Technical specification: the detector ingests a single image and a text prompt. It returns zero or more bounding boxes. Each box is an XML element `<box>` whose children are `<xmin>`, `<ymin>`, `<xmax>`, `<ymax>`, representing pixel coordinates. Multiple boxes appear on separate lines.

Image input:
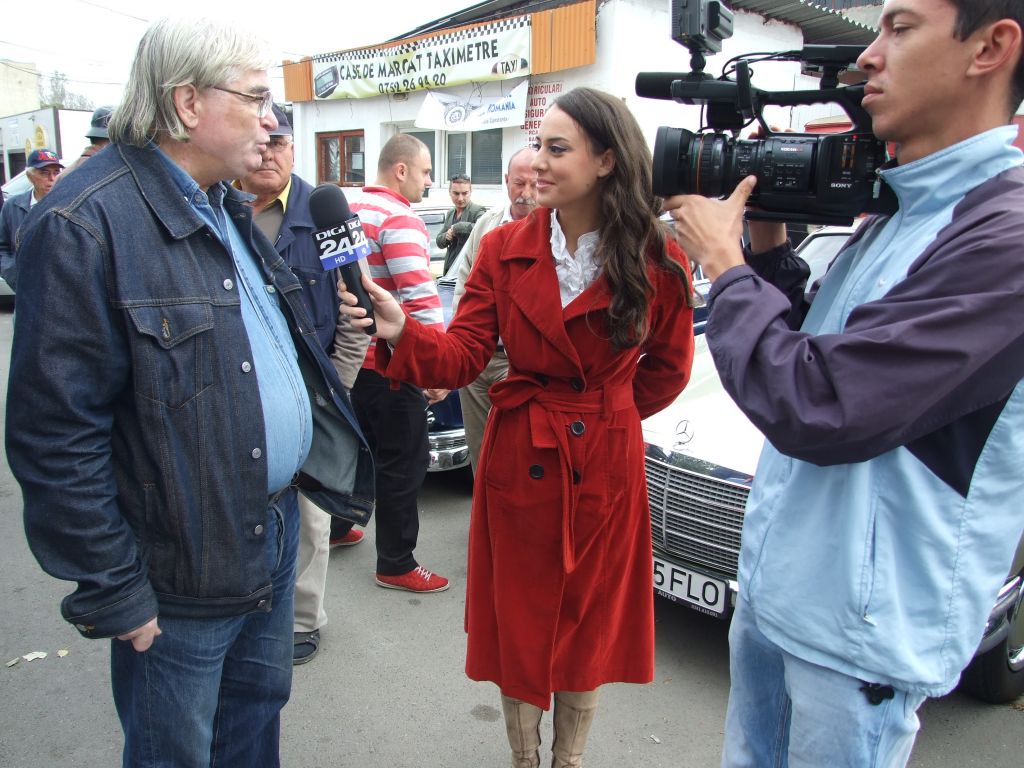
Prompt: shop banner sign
<box><xmin>415</xmin><ymin>80</ymin><xmax>529</xmax><ymax>131</ymax></box>
<box><xmin>523</xmin><ymin>81</ymin><xmax>566</xmax><ymax>143</ymax></box>
<box><xmin>312</xmin><ymin>16</ymin><xmax>531</xmax><ymax>101</ymax></box>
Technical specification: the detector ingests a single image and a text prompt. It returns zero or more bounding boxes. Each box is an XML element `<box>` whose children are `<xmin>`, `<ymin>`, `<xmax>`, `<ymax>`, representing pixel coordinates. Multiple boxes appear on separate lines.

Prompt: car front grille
<box><xmin>429</xmin><ymin>430</ymin><xmax>466</xmax><ymax>451</ymax></box>
<box><xmin>645</xmin><ymin>454</ymin><xmax>749</xmax><ymax>578</ymax></box>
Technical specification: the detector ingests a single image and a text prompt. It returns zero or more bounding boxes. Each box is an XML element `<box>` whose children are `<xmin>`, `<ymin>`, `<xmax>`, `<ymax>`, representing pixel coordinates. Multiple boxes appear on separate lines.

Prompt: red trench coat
<box><xmin>380</xmin><ymin>208</ymin><xmax>694</xmax><ymax>708</ymax></box>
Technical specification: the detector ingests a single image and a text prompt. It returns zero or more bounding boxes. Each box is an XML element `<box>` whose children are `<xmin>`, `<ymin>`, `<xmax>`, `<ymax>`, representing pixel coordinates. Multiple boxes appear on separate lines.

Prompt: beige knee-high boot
<box><xmin>550</xmin><ymin>690</ymin><xmax>600</xmax><ymax>768</ymax></box>
<box><xmin>501</xmin><ymin>694</ymin><xmax>544</xmax><ymax>768</ymax></box>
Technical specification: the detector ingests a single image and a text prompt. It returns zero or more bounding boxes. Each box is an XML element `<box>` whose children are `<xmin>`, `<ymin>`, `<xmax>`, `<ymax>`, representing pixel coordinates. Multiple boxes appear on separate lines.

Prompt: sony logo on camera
<box><xmin>314</xmin><ymin>217</ymin><xmax>372</xmax><ymax>270</ymax></box>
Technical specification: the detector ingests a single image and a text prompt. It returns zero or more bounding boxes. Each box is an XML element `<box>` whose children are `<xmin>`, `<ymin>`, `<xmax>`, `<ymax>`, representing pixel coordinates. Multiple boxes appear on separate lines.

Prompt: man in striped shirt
<box><xmin>339</xmin><ymin>133</ymin><xmax>451</xmax><ymax>593</ymax></box>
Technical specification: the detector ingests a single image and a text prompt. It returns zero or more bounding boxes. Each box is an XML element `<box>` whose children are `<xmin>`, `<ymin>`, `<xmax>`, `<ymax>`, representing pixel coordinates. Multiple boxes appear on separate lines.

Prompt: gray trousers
<box><xmin>460</xmin><ymin>348</ymin><xmax>509</xmax><ymax>474</ymax></box>
<box><xmin>293</xmin><ymin>494</ymin><xmax>331</xmax><ymax>633</ymax></box>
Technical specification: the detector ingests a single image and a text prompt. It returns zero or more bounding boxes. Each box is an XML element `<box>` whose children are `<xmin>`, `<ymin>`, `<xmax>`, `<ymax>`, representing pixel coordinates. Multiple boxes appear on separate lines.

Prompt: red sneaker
<box><xmin>375</xmin><ymin>566</ymin><xmax>450</xmax><ymax>593</ymax></box>
<box><xmin>329</xmin><ymin>528</ymin><xmax>364</xmax><ymax>548</ymax></box>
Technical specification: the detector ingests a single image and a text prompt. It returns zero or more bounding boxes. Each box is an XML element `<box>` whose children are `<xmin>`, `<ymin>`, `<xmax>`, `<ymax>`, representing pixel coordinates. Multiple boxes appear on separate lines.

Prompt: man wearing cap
<box><xmin>0</xmin><ymin>148</ymin><xmax>63</xmax><ymax>290</ymax></box>
<box><xmin>62</xmin><ymin>106</ymin><xmax>114</xmax><ymax>175</ymax></box>
<box><xmin>235</xmin><ymin>104</ymin><xmax>369</xmax><ymax>665</ymax></box>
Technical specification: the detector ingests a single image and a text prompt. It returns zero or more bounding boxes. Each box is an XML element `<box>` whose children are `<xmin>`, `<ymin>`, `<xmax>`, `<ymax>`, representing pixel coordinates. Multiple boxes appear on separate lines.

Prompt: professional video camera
<box><xmin>636</xmin><ymin>0</ymin><xmax>895</xmax><ymax>225</ymax></box>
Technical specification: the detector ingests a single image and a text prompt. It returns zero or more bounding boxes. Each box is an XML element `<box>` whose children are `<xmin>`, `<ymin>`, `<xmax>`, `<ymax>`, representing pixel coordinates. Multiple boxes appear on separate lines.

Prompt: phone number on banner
<box><xmin>379</xmin><ymin>73</ymin><xmax>449</xmax><ymax>95</ymax></box>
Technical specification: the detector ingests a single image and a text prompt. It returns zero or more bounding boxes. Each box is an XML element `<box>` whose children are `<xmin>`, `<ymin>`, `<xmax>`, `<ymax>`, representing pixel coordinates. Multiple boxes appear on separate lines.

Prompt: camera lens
<box><xmin>653</xmin><ymin>126</ymin><xmax>733</xmax><ymax>198</ymax></box>
<box><xmin>694</xmin><ymin>133</ymin><xmax>729</xmax><ymax>197</ymax></box>
<box><xmin>653</xmin><ymin>126</ymin><xmax>688</xmax><ymax>197</ymax></box>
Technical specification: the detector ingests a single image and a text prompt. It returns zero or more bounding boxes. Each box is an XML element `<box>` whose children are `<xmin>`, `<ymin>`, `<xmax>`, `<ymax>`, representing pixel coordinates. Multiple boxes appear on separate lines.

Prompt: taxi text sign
<box><xmin>312</xmin><ymin>17</ymin><xmax>532</xmax><ymax>100</ymax></box>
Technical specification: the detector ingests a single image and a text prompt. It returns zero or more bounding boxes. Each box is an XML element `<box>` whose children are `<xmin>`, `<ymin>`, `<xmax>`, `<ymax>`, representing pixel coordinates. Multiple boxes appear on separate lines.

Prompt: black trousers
<box><xmin>339</xmin><ymin>368</ymin><xmax>430</xmax><ymax>575</ymax></box>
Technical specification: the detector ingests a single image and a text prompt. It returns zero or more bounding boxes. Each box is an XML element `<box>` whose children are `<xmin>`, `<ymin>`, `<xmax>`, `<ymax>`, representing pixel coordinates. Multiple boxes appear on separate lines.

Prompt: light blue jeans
<box><xmin>722</xmin><ymin>598</ymin><xmax>926</xmax><ymax>768</ymax></box>
<box><xmin>111</xmin><ymin>491</ymin><xmax>299</xmax><ymax>768</ymax></box>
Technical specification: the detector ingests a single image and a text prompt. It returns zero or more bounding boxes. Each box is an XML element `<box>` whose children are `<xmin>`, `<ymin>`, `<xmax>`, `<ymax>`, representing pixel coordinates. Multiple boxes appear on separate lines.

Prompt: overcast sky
<box><xmin>0</xmin><ymin>0</ymin><xmax>475</xmax><ymax>107</ymax></box>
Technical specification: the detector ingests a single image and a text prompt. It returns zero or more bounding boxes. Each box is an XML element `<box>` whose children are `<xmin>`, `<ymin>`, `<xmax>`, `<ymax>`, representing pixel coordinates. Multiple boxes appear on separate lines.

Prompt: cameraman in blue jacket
<box><xmin>666</xmin><ymin>1</ymin><xmax>1024</xmax><ymax>766</ymax></box>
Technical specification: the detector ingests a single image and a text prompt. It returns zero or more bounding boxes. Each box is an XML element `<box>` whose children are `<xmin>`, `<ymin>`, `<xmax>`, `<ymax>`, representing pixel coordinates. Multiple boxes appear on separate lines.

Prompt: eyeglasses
<box><xmin>268</xmin><ymin>137</ymin><xmax>292</xmax><ymax>152</ymax></box>
<box><xmin>211</xmin><ymin>86</ymin><xmax>274</xmax><ymax>118</ymax></box>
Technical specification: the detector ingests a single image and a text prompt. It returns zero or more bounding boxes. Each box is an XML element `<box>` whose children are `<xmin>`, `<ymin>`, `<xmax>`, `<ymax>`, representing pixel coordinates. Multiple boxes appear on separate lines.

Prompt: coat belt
<box><xmin>490</xmin><ymin>376</ymin><xmax>635</xmax><ymax>573</ymax></box>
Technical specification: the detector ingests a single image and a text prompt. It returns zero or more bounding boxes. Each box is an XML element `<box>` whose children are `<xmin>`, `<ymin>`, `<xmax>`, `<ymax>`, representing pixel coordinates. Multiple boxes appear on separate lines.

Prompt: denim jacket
<box><xmin>5</xmin><ymin>144</ymin><xmax>375</xmax><ymax>639</ymax></box>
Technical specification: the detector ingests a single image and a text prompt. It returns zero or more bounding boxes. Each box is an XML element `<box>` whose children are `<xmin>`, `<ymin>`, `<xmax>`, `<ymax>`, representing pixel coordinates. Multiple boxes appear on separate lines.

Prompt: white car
<box><xmin>1</xmin><ymin>169</ymin><xmax>32</xmax><ymax>202</ymax></box>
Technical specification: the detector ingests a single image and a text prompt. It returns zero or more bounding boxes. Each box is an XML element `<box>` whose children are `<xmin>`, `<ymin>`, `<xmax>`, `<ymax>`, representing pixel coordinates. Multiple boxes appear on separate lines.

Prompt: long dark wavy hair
<box><xmin>552</xmin><ymin>87</ymin><xmax>690</xmax><ymax>349</ymax></box>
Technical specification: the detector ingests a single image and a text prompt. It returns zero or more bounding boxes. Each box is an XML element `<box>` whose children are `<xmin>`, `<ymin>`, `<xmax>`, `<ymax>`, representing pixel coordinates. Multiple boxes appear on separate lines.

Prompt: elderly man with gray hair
<box><xmin>6</xmin><ymin>17</ymin><xmax>373</xmax><ymax>767</ymax></box>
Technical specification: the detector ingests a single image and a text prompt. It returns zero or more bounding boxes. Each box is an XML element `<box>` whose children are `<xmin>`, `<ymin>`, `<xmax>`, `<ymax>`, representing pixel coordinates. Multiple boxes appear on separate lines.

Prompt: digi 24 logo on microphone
<box><xmin>314</xmin><ymin>218</ymin><xmax>371</xmax><ymax>270</ymax></box>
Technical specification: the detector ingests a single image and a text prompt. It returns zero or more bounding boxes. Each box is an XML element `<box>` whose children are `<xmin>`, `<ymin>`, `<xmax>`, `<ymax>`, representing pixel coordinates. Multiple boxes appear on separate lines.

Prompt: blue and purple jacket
<box><xmin>708</xmin><ymin>125</ymin><xmax>1024</xmax><ymax>697</ymax></box>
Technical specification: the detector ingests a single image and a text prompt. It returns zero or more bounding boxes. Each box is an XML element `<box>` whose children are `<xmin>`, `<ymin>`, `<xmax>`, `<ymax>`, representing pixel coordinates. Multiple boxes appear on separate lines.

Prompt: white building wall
<box><xmin>605</xmin><ymin>3</ymin><xmax>838</xmax><ymax>145</ymax></box>
<box><xmin>292</xmin><ymin>0</ymin><xmax>861</xmax><ymax>198</ymax></box>
<box><xmin>294</xmin><ymin>79</ymin><xmax>526</xmax><ymax>207</ymax></box>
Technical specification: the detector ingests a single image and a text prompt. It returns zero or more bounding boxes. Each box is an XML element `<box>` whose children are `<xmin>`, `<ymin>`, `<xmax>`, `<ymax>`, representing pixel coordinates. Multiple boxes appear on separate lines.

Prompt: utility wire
<box><xmin>0</xmin><ymin>60</ymin><xmax>124</xmax><ymax>87</ymax></box>
<box><xmin>76</xmin><ymin>0</ymin><xmax>150</xmax><ymax>23</ymax></box>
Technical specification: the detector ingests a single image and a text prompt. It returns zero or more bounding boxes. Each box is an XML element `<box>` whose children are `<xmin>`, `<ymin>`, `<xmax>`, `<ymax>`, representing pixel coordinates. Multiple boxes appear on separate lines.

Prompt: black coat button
<box><xmin>529</xmin><ymin>464</ymin><xmax>544</xmax><ymax>480</ymax></box>
<box><xmin>572</xmin><ymin>469</ymin><xmax>582</xmax><ymax>484</ymax></box>
<box><xmin>570</xmin><ymin>377</ymin><xmax>584</xmax><ymax>392</ymax></box>
<box><xmin>570</xmin><ymin>421</ymin><xmax>585</xmax><ymax>437</ymax></box>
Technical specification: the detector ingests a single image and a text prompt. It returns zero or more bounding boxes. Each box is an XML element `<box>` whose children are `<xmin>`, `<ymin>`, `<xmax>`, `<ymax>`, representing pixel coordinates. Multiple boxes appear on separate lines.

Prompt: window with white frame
<box><xmin>445</xmin><ymin>128</ymin><xmax>502</xmax><ymax>185</ymax></box>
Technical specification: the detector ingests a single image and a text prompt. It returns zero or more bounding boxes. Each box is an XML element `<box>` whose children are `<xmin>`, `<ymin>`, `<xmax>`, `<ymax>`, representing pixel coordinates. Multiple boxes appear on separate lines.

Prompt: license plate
<box><xmin>653</xmin><ymin>555</ymin><xmax>727</xmax><ymax>616</ymax></box>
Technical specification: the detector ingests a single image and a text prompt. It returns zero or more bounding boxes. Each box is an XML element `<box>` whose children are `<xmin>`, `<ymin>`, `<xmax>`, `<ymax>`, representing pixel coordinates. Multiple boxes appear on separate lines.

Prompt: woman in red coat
<box><xmin>343</xmin><ymin>87</ymin><xmax>695</xmax><ymax>767</ymax></box>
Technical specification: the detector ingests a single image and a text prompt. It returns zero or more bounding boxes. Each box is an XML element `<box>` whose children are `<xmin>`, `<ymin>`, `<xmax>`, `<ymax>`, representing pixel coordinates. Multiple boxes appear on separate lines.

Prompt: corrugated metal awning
<box><xmin>727</xmin><ymin>0</ymin><xmax>881</xmax><ymax>45</ymax></box>
<box><xmin>397</xmin><ymin>0</ymin><xmax>883</xmax><ymax>47</ymax></box>
<box><xmin>811</xmin><ymin>0</ymin><xmax>880</xmax><ymax>9</ymax></box>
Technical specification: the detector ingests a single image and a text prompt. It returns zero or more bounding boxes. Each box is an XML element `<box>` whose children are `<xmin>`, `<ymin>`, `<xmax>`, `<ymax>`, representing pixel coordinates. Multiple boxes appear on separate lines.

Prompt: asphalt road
<box><xmin>0</xmin><ymin>308</ymin><xmax>1020</xmax><ymax>767</ymax></box>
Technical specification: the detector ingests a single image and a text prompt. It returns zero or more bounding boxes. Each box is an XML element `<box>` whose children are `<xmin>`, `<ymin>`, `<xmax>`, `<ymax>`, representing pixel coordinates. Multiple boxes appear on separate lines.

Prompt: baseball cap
<box><xmin>28</xmin><ymin>149</ymin><xmax>64</xmax><ymax>169</ymax></box>
<box><xmin>86</xmin><ymin>106</ymin><xmax>114</xmax><ymax>139</ymax></box>
<box><xmin>269</xmin><ymin>104</ymin><xmax>292</xmax><ymax>137</ymax></box>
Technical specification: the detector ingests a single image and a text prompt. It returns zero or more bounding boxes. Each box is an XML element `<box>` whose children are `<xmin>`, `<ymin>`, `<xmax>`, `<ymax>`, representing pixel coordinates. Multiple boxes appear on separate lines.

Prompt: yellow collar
<box><xmin>233</xmin><ymin>176</ymin><xmax>292</xmax><ymax>212</ymax></box>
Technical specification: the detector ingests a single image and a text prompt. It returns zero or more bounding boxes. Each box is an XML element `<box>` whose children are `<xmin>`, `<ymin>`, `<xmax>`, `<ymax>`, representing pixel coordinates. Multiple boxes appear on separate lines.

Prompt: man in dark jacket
<box><xmin>236</xmin><ymin>104</ymin><xmax>369</xmax><ymax>665</ymax></box>
<box><xmin>61</xmin><ymin>105</ymin><xmax>114</xmax><ymax>175</ymax></box>
<box><xmin>437</xmin><ymin>172</ymin><xmax>485</xmax><ymax>274</ymax></box>
<box><xmin>6</xmin><ymin>18</ymin><xmax>373</xmax><ymax>767</ymax></box>
<box><xmin>0</xmin><ymin>148</ymin><xmax>63</xmax><ymax>290</ymax></box>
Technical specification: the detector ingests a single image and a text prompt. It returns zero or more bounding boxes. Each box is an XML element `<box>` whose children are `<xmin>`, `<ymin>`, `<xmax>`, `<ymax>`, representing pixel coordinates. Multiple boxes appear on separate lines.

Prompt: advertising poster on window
<box><xmin>312</xmin><ymin>16</ymin><xmax>531</xmax><ymax>101</ymax></box>
<box><xmin>415</xmin><ymin>80</ymin><xmax>529</xmax><ymax>132</ymax></box>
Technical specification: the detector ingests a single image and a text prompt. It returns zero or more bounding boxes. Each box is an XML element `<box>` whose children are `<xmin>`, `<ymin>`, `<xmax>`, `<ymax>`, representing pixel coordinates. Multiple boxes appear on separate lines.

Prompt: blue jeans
<box><xmin>722</xmin><ymin>598</ymin><xmax>926</xmax><ymax>768</ymax></box>
<box><xmin>111</xmin><ymin>491</ymin><xmax>299</xmax><ymax>768</ymax></box>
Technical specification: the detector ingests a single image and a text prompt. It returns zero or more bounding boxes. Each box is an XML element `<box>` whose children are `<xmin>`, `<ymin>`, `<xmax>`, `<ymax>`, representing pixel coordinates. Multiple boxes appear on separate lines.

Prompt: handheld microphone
<box><xmin>309</xmin><ymin>184</ymin><xmax>376</xmax><ymax>335</ymax></box>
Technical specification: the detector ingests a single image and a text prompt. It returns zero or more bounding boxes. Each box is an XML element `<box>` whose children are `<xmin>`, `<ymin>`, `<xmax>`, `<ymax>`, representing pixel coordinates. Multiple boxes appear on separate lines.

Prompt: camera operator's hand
<box><xmin>747</xmin><ymin>219</ymin><xmax>789</xmax><ymax>253</ymax></box>
<box><xmin>740</xmin><ymin>125</ymin><xmax>789</xmax><ymax>254</ymax></box>
<box><xmin>664</xmin><ymin>176</ymin><xmax>757</xmax><ymax>281</ymax></box>
<box><xmin>423</xmin><ymin>388</ymin><xmax>449</xmax><ymax>405</ymax></box>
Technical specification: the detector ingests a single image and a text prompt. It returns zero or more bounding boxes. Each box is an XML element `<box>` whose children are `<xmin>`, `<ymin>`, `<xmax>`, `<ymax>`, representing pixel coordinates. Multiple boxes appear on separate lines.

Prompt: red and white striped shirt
<box><xmin>350</xmin><ymin>186</ymin><xmax>444</xmax><ymax>369</ymax></box>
